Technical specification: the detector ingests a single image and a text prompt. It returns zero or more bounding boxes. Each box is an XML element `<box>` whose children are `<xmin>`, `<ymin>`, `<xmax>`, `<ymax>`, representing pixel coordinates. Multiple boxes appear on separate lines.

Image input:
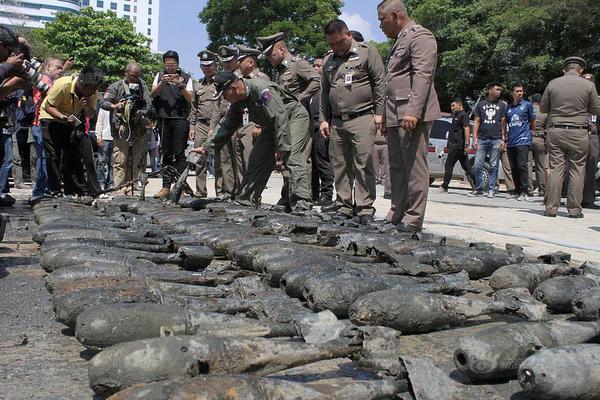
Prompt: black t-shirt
<box><xmin>473</xmin><ymin>99</ymin><xmax>507</xmax><ymax>140</ymax></box>
<box><xmin>448</xmin><ymin>109</ymin><xmax>469</xmax><ymax>149</ymax></box>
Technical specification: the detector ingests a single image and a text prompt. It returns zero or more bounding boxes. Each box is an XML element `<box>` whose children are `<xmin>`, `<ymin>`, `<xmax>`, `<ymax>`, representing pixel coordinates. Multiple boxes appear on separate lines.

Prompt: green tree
<box><xmin>33</xmin><ymin>7</ymin><xmax>162</xmax><ymax>87</ymax></box>
<box><xmin>199</xmin><ymin>0</ymin><xmax>343</xmax><ymax>58</ymax></box>
<box><xmin>401</xmin><ymin>0</ymin><xmax>600</xmax><ymax>109</ymax></box>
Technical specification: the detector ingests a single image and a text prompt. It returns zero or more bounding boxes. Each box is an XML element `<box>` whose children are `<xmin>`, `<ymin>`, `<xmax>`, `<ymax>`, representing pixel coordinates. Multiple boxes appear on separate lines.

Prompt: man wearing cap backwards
<box><xmin>541</xmin><ymin>56</ymin><xmax>600</xmax><ymax>218</ymax></box>
<box><xmin>257</xmin><ymin>31</ymin><xmax>319</xmax><ymax>210</ymax></box>
<box><xmin>319</xmin><ymin>20</ymin><xmax>385</xmax><ymax>225</ymax></box>
<box><xmin>191</xmin><ymin>71</ymin><xmax>312</xmax><ymax>211</ymax></box>
<box><xmin>233</xmin><ymin>45</ymin><xmax>270</xmax><ymax>188</ymax></box>
<box><xmin>189</xmin><ymin>50</ymin><xmax>219</xmax><ymax>198</ymax></box>
<box><xmin>209</xmin><ymin>45</ymin><xmax>241</xmax><ymax>198</ymax></box>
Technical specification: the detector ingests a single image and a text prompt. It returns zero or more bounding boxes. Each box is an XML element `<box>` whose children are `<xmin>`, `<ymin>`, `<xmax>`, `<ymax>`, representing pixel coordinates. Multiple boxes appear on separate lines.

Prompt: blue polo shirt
<box><xmin>506</xmin><ymin>99</ymin><xmax>536</xmax><ymax>147</ymax></box>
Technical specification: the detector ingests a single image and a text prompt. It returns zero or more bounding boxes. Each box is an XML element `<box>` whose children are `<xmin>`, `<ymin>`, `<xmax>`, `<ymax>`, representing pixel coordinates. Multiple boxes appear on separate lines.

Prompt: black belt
<box><xmin>550</xmin><ymin>124</ymin><xmax>587</xmax><ymax>130</ymax></box>
<box><xmin>333</xmin><ymin>109</ymin><xmax>373</xmax><ymax>121</ymax></box>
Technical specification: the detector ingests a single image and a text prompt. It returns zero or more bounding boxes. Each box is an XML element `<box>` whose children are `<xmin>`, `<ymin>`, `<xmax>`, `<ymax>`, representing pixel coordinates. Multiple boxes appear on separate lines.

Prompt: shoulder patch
<box><xmin>259</xmin><ymin>88</ymin><xmax>273</xmax><ymax>105</ymax></box>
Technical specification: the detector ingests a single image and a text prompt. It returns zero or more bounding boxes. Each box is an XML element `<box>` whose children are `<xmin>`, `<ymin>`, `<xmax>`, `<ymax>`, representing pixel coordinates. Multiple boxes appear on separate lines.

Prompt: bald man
<box><xmin>101</xmin><ymin>62</ymin><xmax>152</xmax><ymax>193</ymax></box>
<box><xmin>378</xmin><ymin>0</ymin><xmax>441</xmax><ymax>232</ymax></box>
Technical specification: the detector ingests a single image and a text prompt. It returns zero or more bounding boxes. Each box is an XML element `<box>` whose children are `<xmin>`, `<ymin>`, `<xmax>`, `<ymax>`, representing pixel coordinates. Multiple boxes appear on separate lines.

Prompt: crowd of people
<box><xmin>0</xmin><ymin>0</ymin><xmax>599</xmax><ymax>232</ymax></box>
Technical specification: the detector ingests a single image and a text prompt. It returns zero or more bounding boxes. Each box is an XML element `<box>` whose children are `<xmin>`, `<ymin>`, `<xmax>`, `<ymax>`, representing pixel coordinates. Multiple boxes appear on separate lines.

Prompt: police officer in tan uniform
<box><xmin>319</xmin><ymin>19</ymin><xmax>385</xmax><ymax>225</ymax></box>
<box><xmin>210</xmin><ymin>45</ymin><xmax>241</xmax><ymax>198</ymax></box>
<box><xmin>541</xmin><ymin>56</ymin><xmax>600</xmax><ymax>218</ymax></box>
<box><xmin>529</xmin><ymin>93</ymin><xmax>549</xmax><ymax>197</ymax></box>
<box><xmin>189</xmin><ymin>50</ymin><xmax>218</xmax><ymax>198</ymax></box>
<box><xmin>377</xmin><ymin>0</ymin><xmax>441</xmax><ymax>233</ymax></box>
<box><xmin>233</xmin><ymin>45</ymin><xmax>270</xmax><ymax>186</ymax></box>
<box><xmin>257</xmin><ymin>32</ymin><xmax>320</xmax><ymax>209</ymax></box>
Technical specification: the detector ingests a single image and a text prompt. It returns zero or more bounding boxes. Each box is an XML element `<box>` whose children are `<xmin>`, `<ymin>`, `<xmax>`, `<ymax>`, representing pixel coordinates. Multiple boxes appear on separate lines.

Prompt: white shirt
<box><xmin>152</xmin><ymin>73</ymin><xmax>194</xmax><ymax>92</ymax></box>
<box><xmin>95</xmin><ymin>108</ymin><xmax>113</xmax><ymax>141</ymax></box>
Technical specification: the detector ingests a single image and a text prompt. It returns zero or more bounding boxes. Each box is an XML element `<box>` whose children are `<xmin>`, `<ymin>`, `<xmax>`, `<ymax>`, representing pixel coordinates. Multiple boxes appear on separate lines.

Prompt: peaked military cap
<box><xmin>350</xmin><ymin>30</ymin><xmax>364</xmax><ymax>43</ymax></box>
<box><xmin>213</xmin><ymin>70</ymin><xmax>239</xmax><ymax>100</ymax></box>
<box><xmin>237</xmin><ymin>45</ymin><xmax>261</xmax><ymax>61</ymax></box>
<box><xmin>197</xmin><ymin>50</ymin><xmax>217</xmax><ymax>66</ymax></box>
<box><xmin>218</xmin><ymin>45</ymin><xmax>239</xmax><ymax>63</ymax></box>
<box><xmin>256</xmin><ymin>32</ymin><xmax>286</xmax><ymax>56</ymax></box>
<box><xmin>564</xmin><ymin>56</ymin><xmax>586</xmax><ymax>69</ymax></box>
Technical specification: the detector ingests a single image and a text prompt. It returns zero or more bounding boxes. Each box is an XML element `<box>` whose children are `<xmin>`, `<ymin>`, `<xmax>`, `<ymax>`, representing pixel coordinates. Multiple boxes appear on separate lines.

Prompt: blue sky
<box><xmin>158</xmin><ymin>0</ymin><xmax>386</xmax><ymax>79</ymax></box>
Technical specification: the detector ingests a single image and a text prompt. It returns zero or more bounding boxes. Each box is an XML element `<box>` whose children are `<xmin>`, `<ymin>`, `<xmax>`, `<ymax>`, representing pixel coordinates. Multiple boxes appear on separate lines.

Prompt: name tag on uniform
<box><xmin>345</xmin><ymin>72</ymin><xmax>353</xmax><ymax>86</ymax></box>
<box><xmin>242</xmin><ymin>109</ymin><xmax>250</xmax><ymax>126</ymax></box>
<box><xmin>349</xmin><ymin>55</ymin><xmax>360</xmax><ymax>61</ymax></box>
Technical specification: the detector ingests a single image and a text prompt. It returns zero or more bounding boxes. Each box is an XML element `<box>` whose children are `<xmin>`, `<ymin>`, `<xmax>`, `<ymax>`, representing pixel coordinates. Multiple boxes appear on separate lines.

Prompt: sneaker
<box><xmin>0</xmin><ymin>194</ymin><xmax>16</xmax><ymax>207</ymax></box>
<box><xmin>507</xmin><ymin>193</ymin><xmax>519</xmax><ymax>200</ymax></box>
<box><xmin>487</xmin><ymin>190</ymin><xmax>495</xmax><ymax>198</ymax></box>
<box><xmin>314</xmin><ymin>195</ymin><xmax>333</xmax><ymax>207</ymax></box>
<box><xmin>517</xmin><ymin>194</ymin><xmax>529</xmax><ymax>202</ymax></box>
<box><xmin>467</xmin><ymin>190</ymin><xmax>483</xmax><ymax>197</ymax></box>
<box><xmin>153</xmin><ymin>188</ymin><xmax>170</xmax><ymax>199</ymax></box>
<box><xmin>436</xmin><ymin>187</ymin><xmax>448</xmax><ymax>194</ymax></box>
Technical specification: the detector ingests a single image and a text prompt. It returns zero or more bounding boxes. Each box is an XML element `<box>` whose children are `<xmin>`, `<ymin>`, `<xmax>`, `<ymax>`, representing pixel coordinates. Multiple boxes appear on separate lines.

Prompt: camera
<box><xmin>20</xmin><ymin>58</ymin><xmax>50</xmax><ymax>94</ymax></box>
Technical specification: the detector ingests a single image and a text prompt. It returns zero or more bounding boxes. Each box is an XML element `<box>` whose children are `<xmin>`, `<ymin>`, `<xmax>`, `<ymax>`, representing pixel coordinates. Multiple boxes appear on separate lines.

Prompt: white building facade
<box><xmin>83</xmin><ymin>0</ymin><xmax>160</xmax><ymax>50</ymax></box>
<box><xmin>0</xmin><ymin>0</ymin><xmax>81</xmax><ymax>29</ymax></box>
<box><xmin>0</xmin><ymin>0</ymin><xmax>160</xmax><ymax>51</ymax></box>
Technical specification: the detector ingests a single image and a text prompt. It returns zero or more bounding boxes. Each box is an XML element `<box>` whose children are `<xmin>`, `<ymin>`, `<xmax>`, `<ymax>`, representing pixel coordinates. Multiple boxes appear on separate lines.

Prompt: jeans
<box><xmin>0</xmin><ymin>133</ymin><xmax>12</xmax><ymax>193</ymax></box>
<box><xmin>473</xmin><ymin>138</ymin><xmax>502</xmax><ymax>192</ymax></box>
<box><xmin>507</xmin><ymin>145</ymin><xmax>530</xmax><ymax>195</ymax></box>
<box><xmin>31</xmin><ymin>126</ymin><xmax>49</xmax><ymax>197</ymax></box>
<box><xmin>96</xmin><ymin>140</ymin><xmax>114</xmax><ymax>190</ymax></box>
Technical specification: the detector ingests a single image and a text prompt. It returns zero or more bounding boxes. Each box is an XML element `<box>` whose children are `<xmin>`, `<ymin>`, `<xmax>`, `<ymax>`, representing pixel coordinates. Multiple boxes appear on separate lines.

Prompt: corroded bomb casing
<box><xmin>573</xmin><ymin>287</ymin><xmax>600</xmax><ymax>321</ymax></box>
<box><xmin>533</xmin><ymin>276</ymin><xmax>600</xmax><ymax>312</ymax></box>
<box><xmin>518</xmin><ymin>344</ymin><xmax>600</xmax><ymax>400</ymax></box>
<box><xmin>454</xmin><ymin>320</ymin><xmax>600</xmax><ymax>381</ymax></box>
<box><xmin>303</xmin><ymin>272</ymin><xmax>390</xmax><ymax>317</ymax></box>
<box><xmin>281</xmin><ymin>264</ymin><xmax>352</xmax><ymax>299</ymax></box>
<box><xmin>107</xmin><ymin>375</ymin><xmax>407</xmax><ymax>400</ymax></box>
<box><xmin>75</xmin><ymin>303</ymin><xmax>298</xmax><ymax>350</ymax></box>
<box><xmin>433</xmin><ymin>246</ymin><xmax>523</xmax><ymax>279</ymax></box>
<box><xmin>489</xmin><ymin>263</ymin><xmax>579</xmax><ymax>293</ymax></box>
<box><xmin>88</xmin><ymin>335</ymin><xmax>361</xmax><ymax>396</ymax></box>
<box><xmin>350</xmin><ymin>290</ymin><xmax>509</xmax><ymax>333</ymax></box>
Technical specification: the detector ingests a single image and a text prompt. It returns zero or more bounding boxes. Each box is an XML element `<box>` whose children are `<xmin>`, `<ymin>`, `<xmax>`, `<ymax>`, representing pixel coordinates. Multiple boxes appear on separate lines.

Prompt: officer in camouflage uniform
<box><xmin>189</xmin><ymin>50</ymin><xmax>218</xmax><ymax>198</ymax></box>
<box><xmin>193</xmin><ymin>71</ymin><xmax>311</xmax><ymax>211</ymax></box>
<box><xmin>210</xmin><ymin>45</ymin><xmax>241</xmax><ymax>198</ymax></box>
<box><xmin>233</xmin><ymin>45</ymin><xmax>270</xmax><ymax>187</ymax></box>
<box><xmin>257</xmin><ymin>32</ymin><xmax>319</xmax><ymax>209</ymax></box>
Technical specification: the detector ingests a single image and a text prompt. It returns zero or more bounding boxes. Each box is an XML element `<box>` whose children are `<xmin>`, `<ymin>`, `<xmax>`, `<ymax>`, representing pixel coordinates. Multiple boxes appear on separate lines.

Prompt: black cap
<box><xmin>564</xmin><ymin>56</ymin><xmax>586</xmax><ymax>69</ymax></box>
<box><xmin>218</xmin><ymin>45</ymin><xmax>239</xmax><ymax>63</ymax></box>
<box><xmin>350</xmin><ymin>30</ymin><xmax>364</xmax><ymax>42</ymax></box>
<box><xmin>256</xmin><ymin>32</ymin><xmax>286</xmax><ymax>56</ymax></box>
<box><xmin>197</xmin><ymin>50</ymin><xmax>217</xmax><ymax>66</ymax></box>
<box><xmin>237</xmin><ymin>45</ymin><xmax>261</xmax><ymax>61</ymax></box>
<box><xmin>213</xmin><ymin>71</ymin><xmax>239</xmax><ymax>100</ymax></box>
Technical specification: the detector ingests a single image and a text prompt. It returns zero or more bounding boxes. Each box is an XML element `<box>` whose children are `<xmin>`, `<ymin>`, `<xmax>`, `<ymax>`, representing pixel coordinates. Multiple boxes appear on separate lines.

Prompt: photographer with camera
<box><xmin>151</xmin><ymin>51</ymin><xmax>193</xmax><ymax>199</ymax></box>
<box><xmin>100</xmin><ymin>62</ymin><xmax>151</xmax><ymax>194</ymax></box>
<box><xmin>39</xmin><ymin>65</ymin><xmax>103</xmax><ymax>196</ymax></box>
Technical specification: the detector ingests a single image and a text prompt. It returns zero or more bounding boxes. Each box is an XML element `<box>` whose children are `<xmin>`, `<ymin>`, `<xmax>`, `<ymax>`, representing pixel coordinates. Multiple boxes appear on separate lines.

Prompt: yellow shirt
<box><xmin>39</xmin><ymin>75</ymin><xmax>97</xmax><ymax>122</ymax></box>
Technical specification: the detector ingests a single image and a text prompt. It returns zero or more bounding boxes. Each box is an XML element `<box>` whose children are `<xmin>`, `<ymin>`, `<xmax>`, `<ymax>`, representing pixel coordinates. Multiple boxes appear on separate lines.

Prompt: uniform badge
<box><xmin>259</xmin><ymin>89</ymin><xmax>272</xmax><ymax>105</ymax></box>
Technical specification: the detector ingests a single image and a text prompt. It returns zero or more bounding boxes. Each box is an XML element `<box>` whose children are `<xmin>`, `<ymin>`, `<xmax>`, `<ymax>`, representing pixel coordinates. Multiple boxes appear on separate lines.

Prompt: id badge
<box><xmin>242</xmin><ymin>109</ymin><xmax>250</xmax><ymax>126</ymax></box>
<box><xmin>344</xmin><ymin>73</ymin><xmax>353</xmax><ymax>86</ymax></box>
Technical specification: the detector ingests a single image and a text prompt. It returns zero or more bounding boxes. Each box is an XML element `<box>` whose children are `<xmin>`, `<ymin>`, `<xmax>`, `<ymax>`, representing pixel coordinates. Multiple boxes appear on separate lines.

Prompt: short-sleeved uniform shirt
<box><xmin>506</xmin><ymin>99</ymin><xmax>536</xmax><ymax>147</ymax></box>
<box><xmin>39</xmin><ymin>75</ymin><xmax>97</xmax><ymax>122</ymax></box>
<box><xmin>448</xmin><ymin>109</ymin><xmax>470</xmax><ymax>149</ymax></box>
<box><xmin>473</xmin><ymin>99</ymin><xmax>507</xmax><ymax>140</ymax></box>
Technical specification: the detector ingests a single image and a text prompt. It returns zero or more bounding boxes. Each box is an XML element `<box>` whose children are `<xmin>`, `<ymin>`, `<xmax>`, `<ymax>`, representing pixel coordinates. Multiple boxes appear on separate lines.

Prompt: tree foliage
<box><xmin>199</xmin><ymin>0</ymin><xmax>343</xmax><ymax>58</ymax></box>
<box><xmin>402</xmin><ymin>0</ymin><xmax>600</xmax><ymax>108</ymax></box>
<box><xmin>33</xmin><ymin>7</ymin><xmax>162</xmax><ymax>88</ymax></box>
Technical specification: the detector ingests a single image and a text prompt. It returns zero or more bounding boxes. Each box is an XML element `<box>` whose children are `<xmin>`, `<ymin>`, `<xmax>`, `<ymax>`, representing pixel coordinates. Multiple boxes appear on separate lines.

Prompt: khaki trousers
<box><xmin>235</xmin><ymin>123</ymin><xmax>255</xmax><ymax>185</ymax></box>
<box><xmin>214</xmin><ymin>137</ymin><xmax>237</xmax><ymax>196</ymax></box>
<box><xmin>387</xmin><ymin>122</ymin><xmax>431</xmax><ymax>228</ymax></box>
<box><xmin>330</xmin><ymin>114</ymin><xmax>377</xmax><ymax>217</ymax></box>
<box><xmin>112</xmin><ymin>130</ymin><xmax>145</xmax><ymax>188</ymax></box>
<box><xmin>372</xmin><ymin>142</ymin><xmax>391</xmax><ymax>194</ymax></box>
<box><xmin>501</xmin><ymin>149</ymin><xmax>515</xmax><ymax>192</ymax></box>
<box><xmin>528</xmin><ymin>135</ymin><xmax>549</xmax><ymax>194</ymax></box>
<box><xmin>546</xmin><ymin>127</ymin><xmax>589</xmax><ymax>215</ymax></box>
<box><xmin>193</xmin><ymin>123</ymin><xmax>209</xmax><ymax>196</ymax></box>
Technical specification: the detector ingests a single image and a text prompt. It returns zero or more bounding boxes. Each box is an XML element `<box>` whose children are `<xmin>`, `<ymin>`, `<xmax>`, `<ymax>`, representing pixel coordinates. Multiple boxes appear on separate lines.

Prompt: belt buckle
<box><xmin>342</xmin><ymin>114</ymin><xmax>350</xmax><ymax>121</ymax></box>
